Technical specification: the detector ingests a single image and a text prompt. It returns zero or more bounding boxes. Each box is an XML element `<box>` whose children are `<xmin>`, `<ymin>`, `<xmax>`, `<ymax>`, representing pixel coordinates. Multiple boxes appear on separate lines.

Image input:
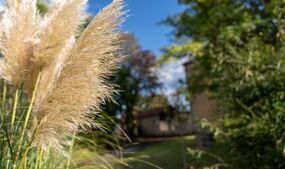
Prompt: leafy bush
<box><xmin>165</xmin><ymin>0</ymin><xmax>285</xmax><ymax>168</ymax></box>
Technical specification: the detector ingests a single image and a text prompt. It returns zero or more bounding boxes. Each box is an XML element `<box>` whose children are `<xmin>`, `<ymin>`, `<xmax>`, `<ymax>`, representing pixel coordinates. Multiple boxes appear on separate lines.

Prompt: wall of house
<box><xmin>137</xmin><ymin>116</ymin><xmax>159</xmax><ymax>136</ymax></box>
<box><xmin>137</xmin><ymin>113</ymin><xmax>194</xmax><ymax>137</ymax></box>
<box><xmin>191</xmin><ymin>92</ymin><xmax>217</xmax><ymax>122</ymax></box>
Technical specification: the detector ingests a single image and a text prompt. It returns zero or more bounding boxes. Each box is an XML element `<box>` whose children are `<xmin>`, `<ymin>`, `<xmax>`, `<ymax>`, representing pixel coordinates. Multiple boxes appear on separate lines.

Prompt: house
<box><xmin>135</xmin><ymin>106</ymin><xmax>194</xmax><ymax>137</ymax></box>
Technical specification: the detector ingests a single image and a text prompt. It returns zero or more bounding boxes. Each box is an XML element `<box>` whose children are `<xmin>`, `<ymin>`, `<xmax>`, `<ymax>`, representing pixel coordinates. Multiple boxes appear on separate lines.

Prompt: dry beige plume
<box><xmin>0</xmin><ymin>0</ymin><xmax>38</xmax><ymax>86</ymax></box>
<box><xmin>33</xmin><ymin>0</ymin><xmax>125</xmax><ymax>151</ymax></box>
<box><xmin>33</xmin><ymin>0</ymin><xmax>87</xmax><ymax>66</ymax></box>
<box><xmin>32</xmin><ymin>0</ymin><xmax>87</xmax><ymax>112</ymax></box>
<box><xmin>5</xmin><ymin>0</ymin><xmax>21</xmax><ymax>7</ymax></box>
<box><xmin>0</xmin><ymin>0</ymin><xmax>125</xmax><ymax>152</ymax></box>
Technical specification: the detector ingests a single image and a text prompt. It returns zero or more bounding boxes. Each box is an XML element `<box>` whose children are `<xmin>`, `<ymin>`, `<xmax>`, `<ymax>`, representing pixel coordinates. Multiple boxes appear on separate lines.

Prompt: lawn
<box><xmin>119</xmin><ymin>136</ymin><xmax>195</xmax><ymax>169</ymax></box>
<box><xmin>116</xmin><ymin>135</ymin><xmax>232</xmax><ymax>169</ymax></box>
<box><xmin>71</xmin><ymin>135</ymin><xmax>232</xmax><ymax>169</ymax></box>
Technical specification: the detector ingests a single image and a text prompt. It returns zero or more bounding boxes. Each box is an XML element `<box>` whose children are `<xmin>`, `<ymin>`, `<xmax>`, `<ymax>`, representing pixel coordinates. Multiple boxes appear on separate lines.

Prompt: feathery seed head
<box><xmin>0</xmin><ymin>0</ymin><xmax>38</xmax><ymax>85</ymax></box>
<box><xmin>32</xmin><ymin>0</ymin><xmax>126</xmax><ymax>152</ymax></box>
<box><xmin>0</xmin><ymin>0</ymin><xmax>125</xmax><ymax>153</ymax></box>
<box><xmin>33</xmin><ymin>0</ymin><xmax>87</xmax><ymax>66</ymax></box>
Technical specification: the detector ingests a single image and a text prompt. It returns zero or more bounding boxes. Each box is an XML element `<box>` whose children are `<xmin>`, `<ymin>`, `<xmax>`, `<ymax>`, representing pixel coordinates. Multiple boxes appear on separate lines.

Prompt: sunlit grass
<box><xmin>117</xmin><ymin>136</ymin><xmax>195</xmax><ymax>169</ymax></box>
<box><xmin>115</xmin><ymin>135</ymin><xmax>234</xmax><ymax>169</ymax></box>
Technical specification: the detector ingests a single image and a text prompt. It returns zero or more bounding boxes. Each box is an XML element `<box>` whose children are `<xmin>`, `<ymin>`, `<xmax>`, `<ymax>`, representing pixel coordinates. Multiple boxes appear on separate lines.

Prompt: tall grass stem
<box><xmin>16</xmin><ymin>72</ymin><xmax>42</xmax><ymax>163</ymax></box>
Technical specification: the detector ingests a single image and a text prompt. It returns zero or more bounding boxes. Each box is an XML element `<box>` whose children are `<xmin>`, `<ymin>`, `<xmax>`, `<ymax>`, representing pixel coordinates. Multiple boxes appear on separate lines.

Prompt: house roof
<box><xmin>134</xmin><ymin>106</ymin><xmax>175</xmax><ymax>120</ymax></box>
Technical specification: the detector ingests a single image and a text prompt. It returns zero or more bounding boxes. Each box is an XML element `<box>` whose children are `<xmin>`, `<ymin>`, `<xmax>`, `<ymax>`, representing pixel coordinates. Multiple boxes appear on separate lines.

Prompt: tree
<box><xmin>37</xmin><ymin>0</ymin><xmax>48</xmax><ymax>14</ymax></box>
<box><xmin>104</xmin><ymin>33</ymin><xmax>160</xmax><ymax>139</ymax></box>
<box><xmin>165</xmin><ymin>0</ymin><xmax>285</xmax><ymax>168</ymax></box>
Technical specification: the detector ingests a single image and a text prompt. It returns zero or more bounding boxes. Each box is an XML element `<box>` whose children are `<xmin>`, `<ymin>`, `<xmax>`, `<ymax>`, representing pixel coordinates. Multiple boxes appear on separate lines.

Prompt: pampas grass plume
<box><xmin>0</xmin><ymin>0</ymin><xmax>125</xmax><ymax>153</ymax></box>
<box><xmin>0</xmin><ymin>0</ymin><xmax>38</xmax><ymax>86</ymax></box>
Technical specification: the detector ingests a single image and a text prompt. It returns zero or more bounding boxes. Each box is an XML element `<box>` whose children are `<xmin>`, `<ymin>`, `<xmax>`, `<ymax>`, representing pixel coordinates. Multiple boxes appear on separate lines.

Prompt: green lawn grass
<box><xmin>120</xmin><ymin>136</ymin><xmax>195</xmax><ymax>169</ymax></box>
<box><xmin>71</xmin><ymin>135</ymin><xmax>232</xmax><ymax>169</ymax></box>
<box><xmin>117</xmin><ymin>135</ymin><xmax>233</xmax><ymax>169</ymax></box>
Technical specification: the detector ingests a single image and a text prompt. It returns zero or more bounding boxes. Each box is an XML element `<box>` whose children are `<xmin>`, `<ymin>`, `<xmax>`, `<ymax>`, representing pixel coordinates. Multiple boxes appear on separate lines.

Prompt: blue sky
<box><xmin>88</xmin><ymin>0</ymin><xmax>184</xmax><ymax>56</ymax></box>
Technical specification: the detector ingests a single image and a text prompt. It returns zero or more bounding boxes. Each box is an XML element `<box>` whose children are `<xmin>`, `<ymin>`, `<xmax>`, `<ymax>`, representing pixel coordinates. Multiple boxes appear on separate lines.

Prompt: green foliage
<box><xmin>166</xmin><ymin>0</ymin><xmax>285</xmax><ymax>168</ymax></box>
<box><xmin>162</xmin><ymin>41</ymin><xmax>203</xmax><ymax>59</ymax></box>
<box><xmin>187</xmin><ymin>147</ymin><xmax>228</xmax><ymax>169</ymax></box>
<box><xmin>37</xmin><ymin>0</ymin><xmax>48</xmax><ymax>14</ymax></box>
<box><xmin>0</xmin><ymin>80</ymin><xmax>66</xmax><ymax>169</ymax></box>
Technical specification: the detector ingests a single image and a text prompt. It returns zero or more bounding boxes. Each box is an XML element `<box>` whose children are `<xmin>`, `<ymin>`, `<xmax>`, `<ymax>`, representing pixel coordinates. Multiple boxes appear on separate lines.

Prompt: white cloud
<box><xmin>157</xmin><ymin>57</ymin><xmax>189</xmax><ymax>105</ymax></box>
<box><xmin>157</xmin><ymin>57</ymin><xmax>188</xmax><ymax>87</ymax></box>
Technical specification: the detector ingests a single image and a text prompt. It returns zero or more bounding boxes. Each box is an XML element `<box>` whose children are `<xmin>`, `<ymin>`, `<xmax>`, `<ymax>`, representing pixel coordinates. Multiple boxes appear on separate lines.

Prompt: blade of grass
<box><xmin>15</xmin><ymin>72</ymin><xmax>42</xmax><ymax>163</ymax></box>
<box><xmin>1</xmin><ymin>81</ymin><xmax>7</xmax><ymax>121</ymax></box>
<box><xmin>3</xmin><ymin>125</ymin><xmax>13</xmax><ymax>156</ymax></box>
<box><xmin>35</xmin><ymin>147</ymin><xmax>40</xmax><ymax>169</ymax></box>
<box><xmin>66</xmin><ymin>131</ymin><xmax>77</xmax><ymax>169</ymax></box>
<box><xmin>11</xmin><ymin>88</ymin><xmax>20</xmax><ymax>129</ymax></box>
<box><xmin>43</xmin><ymin>147</ymin><xmax>50</xmax><ymax>169</ymax></box>
<box><xmin>38</xmin><ymin>147</ymin><xmax>43</xmax><ymax>169</ymax></box>
<box><xmin>2</xmin><ymin>81</ymin><xmax>6</xmax><ymax>108</ymax></box>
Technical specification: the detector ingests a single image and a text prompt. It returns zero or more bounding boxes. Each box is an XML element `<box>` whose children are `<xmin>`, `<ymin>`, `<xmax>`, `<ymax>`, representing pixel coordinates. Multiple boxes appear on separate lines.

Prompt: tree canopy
<box><xmin>165</xmin><ymin>0</ymin><xmax>285</xmax><ymax>168</ymax></box>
